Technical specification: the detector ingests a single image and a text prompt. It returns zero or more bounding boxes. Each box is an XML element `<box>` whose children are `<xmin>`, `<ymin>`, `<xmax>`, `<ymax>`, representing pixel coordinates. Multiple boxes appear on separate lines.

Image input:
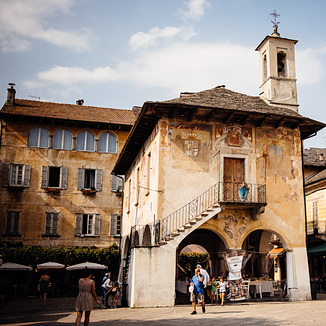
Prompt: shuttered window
<box><xmin>77</xmin><ymin>168</ymin><xmax>102</xmax><ymax>191</ymax></box>
<box><xmin>41</xmin><ymin>166</ymin><xmax>68</xmax><ymax>189</ymax></box>
<box><xmin>75</xmin><ymin>213</ymin><xmax>101</xmax><ymax>237</ymax></box>
<box><xmin>2</xmin><ymin>164</ymin><xmax>31</xmax><ymax>187</ymax></box>
<box><xmin>5</xmin><ymin>211</ymin><xmax>20</xmax><ymax>235</ymax></box>
<box><xmin>44</xmin><ymin>212</ymin><xmax>59</xmax><ymax>236</ymax></box>
<box><xmin>111</xmin><ymin>174</ymin><xmax>123</xmax><ymax>192</ymax></box>
<box><xmin>110</xmin><ymin>214</ymin><xmax>121</xmax><ymax>237</ymax></box>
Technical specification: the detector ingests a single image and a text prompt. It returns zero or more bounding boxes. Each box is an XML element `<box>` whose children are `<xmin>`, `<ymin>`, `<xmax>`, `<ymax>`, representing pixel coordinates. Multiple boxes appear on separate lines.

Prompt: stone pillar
<box><xmin>286</xmin><ymin>247</ymin><xmax>311</xmax><ymax>301</ymax></box>
<box><xmin>128</xmin><ymin>245</ymin><xmax>176</xmax><ymax>307</ymax></box>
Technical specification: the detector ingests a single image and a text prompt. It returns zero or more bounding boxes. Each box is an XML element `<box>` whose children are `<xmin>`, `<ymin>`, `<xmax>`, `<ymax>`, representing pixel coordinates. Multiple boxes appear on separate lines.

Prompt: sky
<box><xmin>0</xmin><ymin>0</ymin><xmax>326</xmax><ymax>148</ymax></box>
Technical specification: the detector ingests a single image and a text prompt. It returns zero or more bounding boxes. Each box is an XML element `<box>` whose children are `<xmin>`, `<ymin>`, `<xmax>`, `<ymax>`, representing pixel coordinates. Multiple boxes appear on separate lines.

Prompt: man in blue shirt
<box><xmin>190</xmin><ymin>267</ymin><xmax>205</xmax><ymax>315</ymax></box>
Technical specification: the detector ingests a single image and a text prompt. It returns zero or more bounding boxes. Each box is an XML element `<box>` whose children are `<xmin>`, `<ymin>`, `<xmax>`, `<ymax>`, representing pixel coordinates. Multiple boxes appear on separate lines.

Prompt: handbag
<box><xmin>189</xmin><ymin>285</ymin><xmax>194</xmax><ymax>293</ymax></box>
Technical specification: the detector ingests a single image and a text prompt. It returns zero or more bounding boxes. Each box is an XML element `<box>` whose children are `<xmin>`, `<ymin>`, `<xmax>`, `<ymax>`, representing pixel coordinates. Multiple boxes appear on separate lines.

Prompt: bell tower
<box><xmin>255</xmin><ymin>10</ymin><xmax>298</xmax><ymax>112</ymax></box>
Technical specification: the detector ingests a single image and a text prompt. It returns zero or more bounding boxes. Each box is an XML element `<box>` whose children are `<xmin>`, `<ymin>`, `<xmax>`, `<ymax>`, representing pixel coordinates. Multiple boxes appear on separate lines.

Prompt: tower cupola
<box><xmin>255</xmin><ymin>10</ymin><xmax>298</xmax><ymax>112</ymax></box>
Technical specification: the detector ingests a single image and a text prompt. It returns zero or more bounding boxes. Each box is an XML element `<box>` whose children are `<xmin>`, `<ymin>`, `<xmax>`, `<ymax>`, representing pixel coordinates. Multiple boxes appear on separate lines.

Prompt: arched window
<box><xmin>28</xmin><ymin>127</ymin><xmax>49</xmax><ymax>148</ymax></box>
<box><xmin>53</xmin><ymin>129</ymin><xmax>73</xmax><ymax>150</ymax></box>
<box><xmin>277</xmin><ymin>52</ymin><xmax>286</xmax><ymax>77</ymax></box>
<box><xmin>98</xmin><ymin>133</ymin><xmax>117</xmax><ymax>153</ymax></box>
<box><xmin>76</xmin><ymin>131</ymin><xmax>95</xmax><ymax>151</ymax></box>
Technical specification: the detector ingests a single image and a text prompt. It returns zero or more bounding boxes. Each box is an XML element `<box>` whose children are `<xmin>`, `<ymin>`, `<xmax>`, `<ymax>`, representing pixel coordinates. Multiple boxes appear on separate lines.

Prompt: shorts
<box><xmin>190</xmin><ymin>293</ymin><xmax>204</xmax><ymax>303</ymax></box>
<box><xmin>211</xmin><ymin>290</ymin><xmax>217</xmax><ymax>294</ymax></box>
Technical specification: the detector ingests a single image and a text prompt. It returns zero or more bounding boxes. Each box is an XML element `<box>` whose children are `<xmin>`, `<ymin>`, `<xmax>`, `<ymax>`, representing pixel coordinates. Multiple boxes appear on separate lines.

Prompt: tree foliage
<box><xmin>0</xmin><ymin>244</ymin><xmax>119</xmax><ymax>272</ymax></box>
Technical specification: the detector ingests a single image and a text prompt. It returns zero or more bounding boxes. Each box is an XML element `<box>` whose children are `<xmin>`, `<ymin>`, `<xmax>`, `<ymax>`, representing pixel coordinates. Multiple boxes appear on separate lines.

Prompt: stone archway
<box><xmin>241</xmin><ymin>229</ymin><xmax>288</xmax><ymax>298</ymax></box>
<box><xmin>177</xmin><ymin>228</ymin><xmax>228</xmax><ymax>280</ymax></box>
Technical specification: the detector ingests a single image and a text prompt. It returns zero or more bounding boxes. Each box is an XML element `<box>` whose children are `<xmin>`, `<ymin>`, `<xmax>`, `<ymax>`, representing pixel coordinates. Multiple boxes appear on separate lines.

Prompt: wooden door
<box><xmin>223</xmin><ymin>158</ymin><xmax>244</xmax><ymax>201</ymax></box>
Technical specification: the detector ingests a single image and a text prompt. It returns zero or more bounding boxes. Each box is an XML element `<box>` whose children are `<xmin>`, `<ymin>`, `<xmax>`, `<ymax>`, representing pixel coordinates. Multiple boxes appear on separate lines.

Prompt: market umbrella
<box><xmin>37</xmin><ymin>262</ymin><xmax>65</xmax><ymax>271</ymax></box>
<box><xmin>66</xmin><ymin>262</ymin><xmax>107</xmax><ymax>270</ymax></box>
<box><xmin>0</xmin><ymin>262</ymin><xmax>33</xmax><ymax>271</ymax></box>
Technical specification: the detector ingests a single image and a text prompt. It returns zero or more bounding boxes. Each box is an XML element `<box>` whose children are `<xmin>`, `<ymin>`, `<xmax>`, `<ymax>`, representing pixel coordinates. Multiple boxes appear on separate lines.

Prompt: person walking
<box><xmin>218</xmin><ymin>277</ymin><xmax>228</xmax><ymax>306</ymax></box>
<box><xmin>210</xmin><ymin>277</ymin><xmax>218</xmax><ymax>303</ymax></box>
<box><xmin>108</xmin><ymin>277</ymin><xmax>119</xmax><ymax>308</ymax></box>
<box><xmin>75</xmin><ymin>271</ymin><xmax>101</xmax><ymax>326</ymax></box>
<box><xmin>100</xmin><ymin>274</ymin><xmax>111</xmax><ymax>307</ymax></box>
<box><xmin>190</xmin><ymin>267</ymin><xmax>205</xmax><ymax>315</ymax></box>
<box><xmin>39</xmin><ymin>272</ymin><xmax>50</xmax><ymax>306</ymax></box>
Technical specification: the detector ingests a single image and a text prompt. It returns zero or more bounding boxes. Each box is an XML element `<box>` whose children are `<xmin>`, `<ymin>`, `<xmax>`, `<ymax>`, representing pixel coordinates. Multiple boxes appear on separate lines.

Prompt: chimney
<box><xmin>7</xmin><ymin>83</ymin><xmax>16</xmax><ymax>106</ymax></box>
<box><xmin>76</xmin><ymin>99</ymin><xmax>84</xmax><ymax>105</ymax></box>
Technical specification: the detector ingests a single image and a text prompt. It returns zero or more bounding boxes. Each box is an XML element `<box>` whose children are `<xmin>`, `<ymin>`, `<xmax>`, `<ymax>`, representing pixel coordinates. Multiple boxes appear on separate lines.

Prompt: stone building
<box><xmin>112</xmin><ymin>29</ymin><xmax>325</xmax><ymax>307</ymax></box>
<box><xmin>0</xmin><ymin>86</ymin><xmax>136</xmax><ymax>248</ymax></box>
<box><xmin>303</xmin><ymin>148</ymin><xmax>326</xmax><ymax>278</ymax></box>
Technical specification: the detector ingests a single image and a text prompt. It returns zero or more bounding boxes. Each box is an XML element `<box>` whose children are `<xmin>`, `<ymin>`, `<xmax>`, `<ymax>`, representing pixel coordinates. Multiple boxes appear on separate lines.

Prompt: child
<box><xmin>210</xmin><ymin>277</ymin><xmax>218</xmax><ymax>303</ymax></box>
<box><xmin>218</xmin><ymin>277</ymin><xmax>228</xmax><ymax>306</ymax></box>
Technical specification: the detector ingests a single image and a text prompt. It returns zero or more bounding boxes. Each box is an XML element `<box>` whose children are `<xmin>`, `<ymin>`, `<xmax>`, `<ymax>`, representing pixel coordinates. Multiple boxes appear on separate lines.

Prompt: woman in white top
<box><xmin>218</xmin><ymin>277</ymin><xmax>228</xmax><ymax>306</ymax></box>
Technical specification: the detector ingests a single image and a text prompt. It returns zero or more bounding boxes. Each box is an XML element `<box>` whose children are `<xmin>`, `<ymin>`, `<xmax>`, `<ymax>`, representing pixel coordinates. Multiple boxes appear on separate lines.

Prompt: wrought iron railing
<box><xmin>220</xmin><ymin>182</ymin><xmax>266</xmax><ymax>204</ymax></box>
<box><xmin>131</xmin><ymin>182</ymin><xmax>266</xmax><ymax>246</ymax></box>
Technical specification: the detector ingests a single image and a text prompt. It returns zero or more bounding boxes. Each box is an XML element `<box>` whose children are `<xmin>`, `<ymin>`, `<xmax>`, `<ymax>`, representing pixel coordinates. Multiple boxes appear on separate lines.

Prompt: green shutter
<box><xmin>75</xmin><ymin>213</ymin><xmax>83</xmax><ymax>236</ymax></box>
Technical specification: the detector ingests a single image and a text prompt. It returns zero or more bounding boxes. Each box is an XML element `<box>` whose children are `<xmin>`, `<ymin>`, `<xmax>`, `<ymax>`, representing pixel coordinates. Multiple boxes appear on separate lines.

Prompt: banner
<box><xmin>226</xmin><ymin>256</ymin><xmax>243</xmax><ymax>280</ymax></box>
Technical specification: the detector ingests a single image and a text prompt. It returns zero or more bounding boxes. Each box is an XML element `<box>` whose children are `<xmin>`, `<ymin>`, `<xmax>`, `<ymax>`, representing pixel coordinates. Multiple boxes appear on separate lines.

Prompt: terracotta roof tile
<box><xmin>0</xmin><ymin>99</ymin><xmax>136</xmax><ymax>125</ymax></box>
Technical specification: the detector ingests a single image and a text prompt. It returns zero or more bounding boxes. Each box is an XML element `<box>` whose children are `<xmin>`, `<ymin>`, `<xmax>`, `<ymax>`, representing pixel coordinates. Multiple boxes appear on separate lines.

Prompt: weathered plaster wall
<box><xmin>0</xmin><ymin>120</ymin><xmax>128</xmax><ymax>247</ymax></box>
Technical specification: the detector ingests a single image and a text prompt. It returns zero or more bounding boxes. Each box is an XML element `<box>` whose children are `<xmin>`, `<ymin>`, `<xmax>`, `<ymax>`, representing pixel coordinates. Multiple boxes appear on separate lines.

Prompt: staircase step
<box><xmin>201</xmin><ymin>212</ymin><xmax>208</xmax><ymax>217</ymax></box>
<box><xmin>206</xmin><ymin>208</ymin><xmax>213</xmax><ymax>212</ymax></box>
<box><xmin>165</xmin><ymin>236</ymin><xmax>174</xmax><ymax>241</ymax></box>
<box><xmin>172</xmin><ymin>231</ymin><xmax>180</xmax><ymax>237</ymax></box>
<box><xmin>159</xmin><ymin>241</ymin><xmax>167</xmax><ymax>245</ymax></box>
<box><xmin>212</xmin><ymin>203</ymin><xmax>220</xmax><ymax>208</ymax></box>
<box><xmin>196</xmin><ymin>216</ymin><xmax>203</xmax><ymax>220</ymax></box>
<box><xmin>184</xmin><ymin>223</ymin><xmax>192</xmax><ymax>229</ymax></box>
<box><xmin>178</xmin><ymin>227</ymin><xmax>185</xmax><ymax>232</ymax></box>
<box><xmin>189</xmin><ymin>219</ymin><xmax>196</xmax><ymax>225</ymax></box>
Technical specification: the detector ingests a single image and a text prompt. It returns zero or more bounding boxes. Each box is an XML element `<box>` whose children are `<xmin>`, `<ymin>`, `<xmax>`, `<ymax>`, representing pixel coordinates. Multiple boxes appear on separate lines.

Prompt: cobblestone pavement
<box><xmin>0</xmin><ymin>294</ymin><xmax>326</xmax><ymax>326</ymax></box>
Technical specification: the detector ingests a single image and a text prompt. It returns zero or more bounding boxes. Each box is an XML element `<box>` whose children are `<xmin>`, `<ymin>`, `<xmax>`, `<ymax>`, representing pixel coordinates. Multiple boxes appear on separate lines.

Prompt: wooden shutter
<box><xmin>23</xmin><ymin>165</ymin><xmax>31</xmax><ymax>187</ymax></box>
<box><xmin>61</xmin><ymin>167</ymin><xmax>68</xmax><ymax>189</ymax></box>
<box><xmin>95</xmin><ymin>169</ymin><xmax>102</xmax><ymax>191</ymax></box>
<box><xmin>45</xmin><ymin>213</ymin><xmax>51</xmax><ymax>235</ymax></box>
<box><xmin>111</xmin><ymin>175</ymin><xmax>118</xmax><ymax>192</ymax></box>
<box><xmin>77</xmin><ymin>168</ymin><xmax>85</xmax><ymax>190</ymax></box>
<box><xmin>110</xmin><ymin>214</ymin><xmax>117</xmax><ymax>236</ymax></box>
<box><xmin>41</xmin><ymin>166</ymin><xmax>49</xmax><ymax>188</ymax></box>
<box><xmin>75</xmin><ymin>213</ymin><xmax>83</xmax><ymax>236</ymax></box>
<box><xmin>2</xmin><ymin>163</ymin><xmax>10</xmax><ymax>186</ymax></box>
<box><xmin>53</xmin><ymin>213</ymin><xmax>58</xmax><ymax>235</ymax></box>
<box><xmin>94</xmin><ymin>214</ymin><xmax>101</xmax><ymax>236</ymax></box>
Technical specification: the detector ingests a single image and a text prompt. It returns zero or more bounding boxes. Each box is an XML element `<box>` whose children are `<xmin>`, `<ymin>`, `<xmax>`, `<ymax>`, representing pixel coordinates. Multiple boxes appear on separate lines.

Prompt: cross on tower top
<box><xmin>270</xmin><ymin>9</ymin><xmax>280</xmax><ymax>36</ymax></box>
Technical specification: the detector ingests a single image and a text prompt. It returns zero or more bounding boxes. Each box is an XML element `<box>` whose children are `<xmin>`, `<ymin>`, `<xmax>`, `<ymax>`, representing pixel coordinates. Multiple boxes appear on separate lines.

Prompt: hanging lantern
<box><xmin>238</xmin><ymin>184</ymin><xmax>249</xmax><ymax>202</ymax></box>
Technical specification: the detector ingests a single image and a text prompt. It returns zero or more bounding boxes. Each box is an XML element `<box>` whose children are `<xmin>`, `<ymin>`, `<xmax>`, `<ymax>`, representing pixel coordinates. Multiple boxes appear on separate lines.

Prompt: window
<box><xmin>98</xmin><ymin>133</ymin><xmax>117</xmax><ymax>153</ymax></box>
<box><xmin>77</xmin><ymin>168</ymin><xmax>102</xmax><ymax>191</ymax></box>
<box><xmin>28</xmin><ymin>127</ymin><xmax>49</xmax><ymax>148</ymax></box>
<box><xmin>110</xmin><ymin>214</ymin><xmax>121</xmax><ymax>237</ymax></box>
<box><xmin>44</xmin><ymin>212</ymin><xmax>59</xmax><ymax>236</ymax></box>
<box><xmin>76</xmin><ymin>131</ymin><xmax>95</xmax><ymax>151</ymax></box>
<box><xmin>5</xmin><ymin>211</ymin><xmax>20</xmax><ymax>235</ymax></box>
<box><xmin>2</xmin><ymin>164</ymin><xmax>30</xmax><ymax>187</ymax></box>
<box><xmin>53</xmin><ymin>129</ymin><xmax>73</xmax><ymax>150</ymax></box>
<box><xmin>277</xmin><ymin>51</ymin><xmax>286</xmax><ymax>77</ymax></box>
<box><xmin>75</xmin><ymin>213</ymin><xmax>100</xmax><ymax>236</ymax></box>
<box><xmin>263</xmin><ymin>53</ymin><xmax>267</xmax><ymax>80</ymax></box>
<box><xmin>111</xmin><ymin>174</ymin><xmax>123</xmax><ymax>192</ymax></box>
<box><xmin>146</xmin><ymin>152</ymin><xmax>151</xmax><ymax>196</ymax></box>
<box><xmin>41</xmin><ymin>166</ymin><xmax>68</xmax><ymax>189</ymax></box>
<box><xmin>312</xmin><ymin>200</ymin><xmax>319</xmax><ymax>229</ymax></box>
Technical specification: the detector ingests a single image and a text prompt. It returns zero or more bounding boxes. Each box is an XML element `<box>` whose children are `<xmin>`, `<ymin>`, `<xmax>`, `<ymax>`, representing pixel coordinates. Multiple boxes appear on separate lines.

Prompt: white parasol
<box><xmin>66</xmin><ymin>261</ymin><xmax>107</xmax><ymax>270</ymax></box>
<box><xmin>37</xmin><ymin>261</ymin><xmax>65</xmax><ymax>270</ymax></box>
<box><xmin>0</xmin><ymin>262</ymin><xmax>33</xmax><ymax>271</ymax></box>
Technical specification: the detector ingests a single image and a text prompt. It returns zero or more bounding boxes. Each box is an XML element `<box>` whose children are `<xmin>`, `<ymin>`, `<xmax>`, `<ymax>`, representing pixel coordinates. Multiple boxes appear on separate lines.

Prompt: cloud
<box><xmin>128</xmin><ymin>26</ymin><xmax>196</xmax><ymax>51</ymax></box>
<box><xmin>30</xmin><ymin>41</ymin><xmax>258</xmax><ymax>98</ymax></box>
<box><xmin>296</xmin><ymin>45</ymin><xmax>326</xmax><ymax>85</ymax></box>
<box><xmin>179</xmin><ymin>0</ymin><xmax>210</xmax><ymax>21</ymax></box>
<box><xmin>0</xmin><ymin>0</ymin><xmax>92</xmax><ymax>52</ymax></box>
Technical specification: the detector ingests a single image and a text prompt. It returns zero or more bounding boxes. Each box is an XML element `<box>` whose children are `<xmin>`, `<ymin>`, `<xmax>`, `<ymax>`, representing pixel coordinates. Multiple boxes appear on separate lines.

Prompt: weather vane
<box><xmin>270</xmin><ymin>9</ymin><xmax>280</xmax><ymax>35</ymax></box>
